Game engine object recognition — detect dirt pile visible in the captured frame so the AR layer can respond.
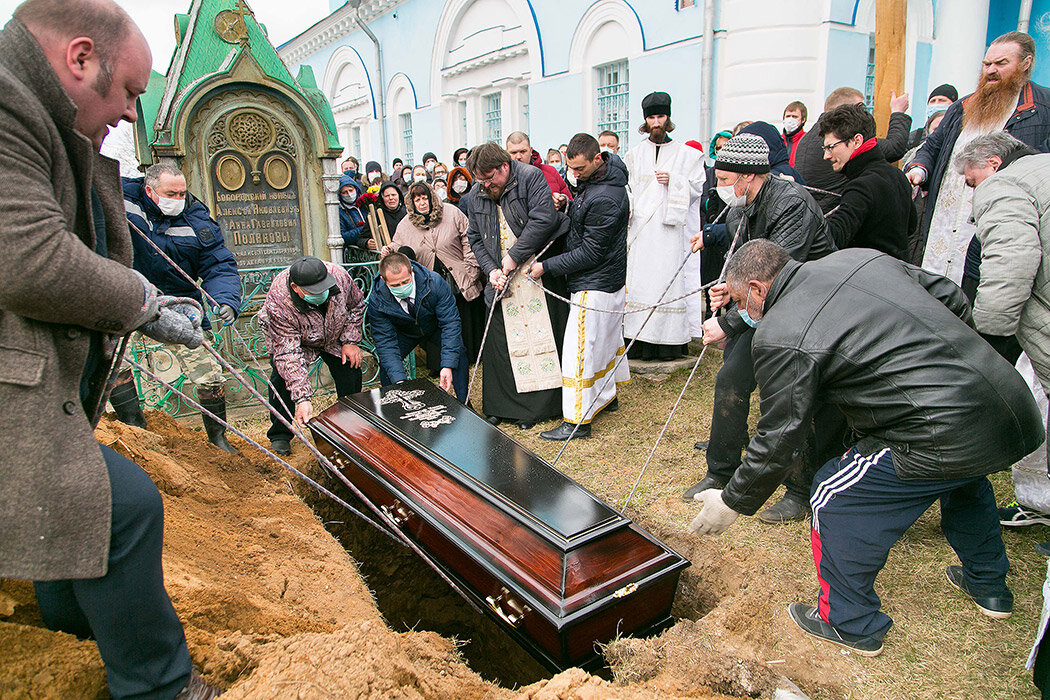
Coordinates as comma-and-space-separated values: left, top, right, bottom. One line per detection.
1, 411, 846, 699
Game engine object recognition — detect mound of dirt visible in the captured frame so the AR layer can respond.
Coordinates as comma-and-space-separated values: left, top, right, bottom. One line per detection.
0, 411, 837, 699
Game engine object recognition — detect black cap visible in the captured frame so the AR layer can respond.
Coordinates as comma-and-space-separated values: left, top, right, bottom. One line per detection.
422, 152, 437, 164
642, 91, 671, 118
928, 83, 958, 103
289, 256, 337, 295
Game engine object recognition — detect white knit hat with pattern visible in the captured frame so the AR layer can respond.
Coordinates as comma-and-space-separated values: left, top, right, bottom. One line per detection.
714, 133, 770, 174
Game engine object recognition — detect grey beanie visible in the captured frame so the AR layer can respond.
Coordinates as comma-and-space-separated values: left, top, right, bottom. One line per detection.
714, 133, 770, 174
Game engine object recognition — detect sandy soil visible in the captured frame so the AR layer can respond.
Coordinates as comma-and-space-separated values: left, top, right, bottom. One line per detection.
0, 398, 1020, 699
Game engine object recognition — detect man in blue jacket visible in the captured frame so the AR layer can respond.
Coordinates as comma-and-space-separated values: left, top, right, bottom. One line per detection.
119, 163, 242, 451
368, 252, 468, 402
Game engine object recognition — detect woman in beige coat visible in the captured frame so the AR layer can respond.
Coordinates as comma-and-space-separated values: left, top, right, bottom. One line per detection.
387, 181, 485, 363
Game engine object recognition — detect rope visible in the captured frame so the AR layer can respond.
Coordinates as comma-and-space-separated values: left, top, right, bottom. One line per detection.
127, 222, 311, 447
619, 208, 749, 513
549, 211, 748, 467
125, 223, 487, 614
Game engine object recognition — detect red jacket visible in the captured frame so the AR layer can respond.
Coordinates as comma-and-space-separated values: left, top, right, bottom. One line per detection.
783, 128, 805, 167
529, 149, 571, 199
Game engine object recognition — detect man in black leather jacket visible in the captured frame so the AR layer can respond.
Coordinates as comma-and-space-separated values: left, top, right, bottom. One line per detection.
689, 240, 1044, 657
683, 134, 835, 524
528, 133, 630, 440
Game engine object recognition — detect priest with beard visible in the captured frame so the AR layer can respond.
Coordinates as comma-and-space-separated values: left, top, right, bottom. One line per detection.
623, 91, 706, 360
906, 31, 1050, 284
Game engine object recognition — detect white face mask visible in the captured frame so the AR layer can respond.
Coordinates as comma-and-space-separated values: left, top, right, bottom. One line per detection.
367, 171, 380, 182
157, 196, 185, 217
425, 161, 436, 172
600, 146, 612, 154
435, 187, 447, 200
566, 170, 577, 187
716, 177, 747, 208
783, 117, 801, 134
413, 174, 427, 183
452, 179, 468, 194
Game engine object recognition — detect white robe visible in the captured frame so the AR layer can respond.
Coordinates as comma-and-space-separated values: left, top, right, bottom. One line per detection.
623, 139, 706, 344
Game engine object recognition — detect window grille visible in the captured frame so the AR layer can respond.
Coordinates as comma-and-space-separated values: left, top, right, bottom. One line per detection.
596, 60, 630, 149
400, 112, 413, 164
484, 92, 502, 143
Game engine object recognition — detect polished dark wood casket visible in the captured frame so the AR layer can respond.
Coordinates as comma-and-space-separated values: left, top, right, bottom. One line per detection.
308, 380, 689, 671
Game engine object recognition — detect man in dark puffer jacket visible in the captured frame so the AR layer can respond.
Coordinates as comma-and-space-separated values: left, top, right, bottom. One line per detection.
684, 134, 835, 523
688, 240, 1044, 657
819, 103, 915, 260
528, 133, 629, 440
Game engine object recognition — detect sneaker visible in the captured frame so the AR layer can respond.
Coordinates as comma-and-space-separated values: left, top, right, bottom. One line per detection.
681, 474, 726, 502
787, 603, 883, 657
944, 566, 1012, 619
999, 503, 1050, 527
694, 441, 709, 451
175, 670, 223, 699
757, 494, 810, 524
270, 439, 291, 456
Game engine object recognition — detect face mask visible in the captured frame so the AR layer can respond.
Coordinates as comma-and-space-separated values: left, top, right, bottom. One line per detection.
435, 187, 447, 201
303, 289, 330, 305
367, 171, 380, 182
339, 194, 356, 207
566, 170, 577, 187
783, 117, 801, 134
458, 158, 467, 167
452, 179, 468, 194
390, 279, 415, 300
600, 146, 612, 155
425, 162, 435, 172
927, 105, 947, 121
157, 196, 185, 217
739, 287, 761, 328
413, 174, 427, 183
716, 177, 747, 207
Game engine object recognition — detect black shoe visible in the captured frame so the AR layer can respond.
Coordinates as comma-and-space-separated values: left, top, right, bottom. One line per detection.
540, 421, 590, 441
787, 603, 883, 657
945, 566, 1013, 619
198, 388, 237, 453
681, 474, 726, 502
694, 441, 708, 451
486, 415, 503, 426
175, 670, 223, 699
270, 439, 291, 456
517, 421, 535, 430
757, 494, 810, 524
109, 380, 146, 428
605, 398, 619, 412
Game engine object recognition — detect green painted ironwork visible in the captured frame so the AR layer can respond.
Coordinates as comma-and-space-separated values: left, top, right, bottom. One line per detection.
128, 259, 415, 417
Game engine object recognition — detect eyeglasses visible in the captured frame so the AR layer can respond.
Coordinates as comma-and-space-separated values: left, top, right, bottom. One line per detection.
476, 164, 506, 186
821, 139, 847, 153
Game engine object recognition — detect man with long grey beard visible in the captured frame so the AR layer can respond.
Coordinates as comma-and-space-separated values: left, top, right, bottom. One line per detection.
906, 31, 1050, 284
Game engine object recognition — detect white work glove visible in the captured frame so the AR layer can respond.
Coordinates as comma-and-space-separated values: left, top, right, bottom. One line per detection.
688, 489, 739, 536
139, 296, 204, 349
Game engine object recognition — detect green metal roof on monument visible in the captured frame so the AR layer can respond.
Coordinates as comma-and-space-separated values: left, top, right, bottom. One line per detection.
135, 0, 341, 165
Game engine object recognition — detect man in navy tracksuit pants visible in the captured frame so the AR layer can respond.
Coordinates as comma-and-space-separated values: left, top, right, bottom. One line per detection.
688, 240, 1044, 656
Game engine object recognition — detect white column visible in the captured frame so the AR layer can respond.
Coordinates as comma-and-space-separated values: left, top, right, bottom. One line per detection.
928, 0, 990, 97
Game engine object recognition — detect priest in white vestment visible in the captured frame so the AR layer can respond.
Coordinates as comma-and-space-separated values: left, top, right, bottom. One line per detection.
623, 91, 706, 360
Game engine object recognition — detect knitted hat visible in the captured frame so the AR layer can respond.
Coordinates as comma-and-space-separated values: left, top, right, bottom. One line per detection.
713, 133, 770, 174
642, 91, 671, 118
928, 83, 958, 103
422, 152, 438, 164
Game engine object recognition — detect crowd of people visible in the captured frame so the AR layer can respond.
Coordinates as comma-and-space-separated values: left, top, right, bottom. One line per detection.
4, 0, 1050, 694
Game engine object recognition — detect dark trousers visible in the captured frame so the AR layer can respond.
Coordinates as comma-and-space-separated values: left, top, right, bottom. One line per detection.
34, 444, 191, 700
379, 336, 469, 403
810, 446, 1009, 639
705, 328, 813, 502
267, 353, 362, 442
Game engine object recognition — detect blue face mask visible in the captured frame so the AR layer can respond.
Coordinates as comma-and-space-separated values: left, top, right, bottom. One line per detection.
390, 279, 415, 300
739, 287, 761, 328
927, 104, 947, 121
303, 289, 330, 305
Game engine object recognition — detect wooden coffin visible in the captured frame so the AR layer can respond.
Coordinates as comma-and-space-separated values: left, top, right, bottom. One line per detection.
308, 379, 689, 671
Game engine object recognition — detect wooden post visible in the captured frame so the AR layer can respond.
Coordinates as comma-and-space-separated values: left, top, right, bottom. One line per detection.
873, 0, 907, 137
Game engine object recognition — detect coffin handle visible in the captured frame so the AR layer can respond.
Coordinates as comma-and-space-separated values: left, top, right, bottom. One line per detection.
380, 500, 412, 527
485, 587, 530, 627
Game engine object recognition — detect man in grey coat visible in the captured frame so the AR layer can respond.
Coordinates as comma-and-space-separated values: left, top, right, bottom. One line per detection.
0, 2, 217, 698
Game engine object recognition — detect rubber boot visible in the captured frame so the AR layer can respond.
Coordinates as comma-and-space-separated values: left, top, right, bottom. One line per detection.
197, 385, 237, 453
109, 373, 146, 428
